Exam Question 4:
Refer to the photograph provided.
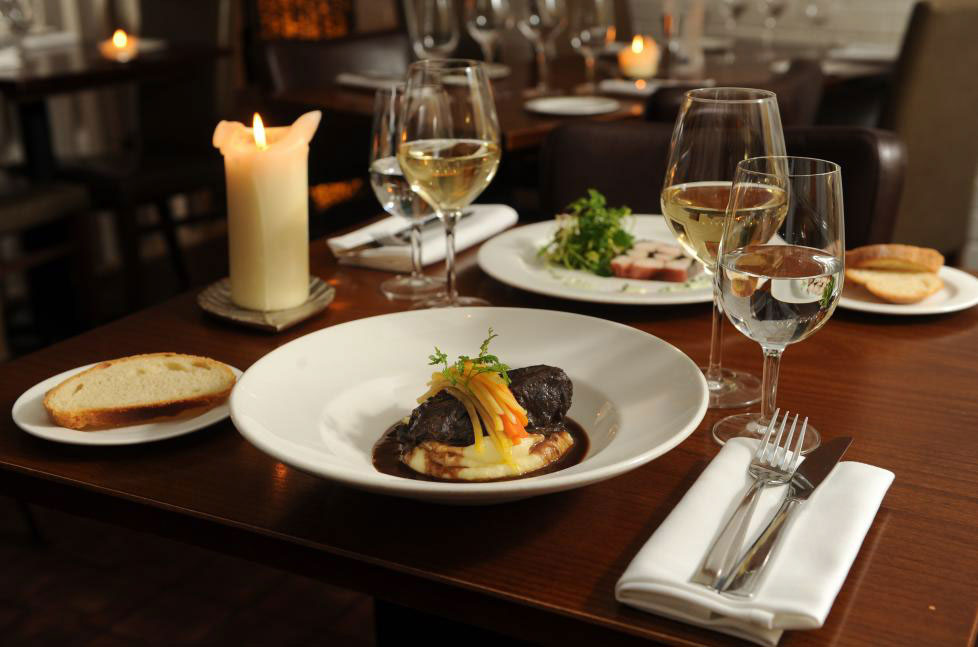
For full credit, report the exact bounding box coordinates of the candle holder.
[197,276,334,332]
[212,111,321,313]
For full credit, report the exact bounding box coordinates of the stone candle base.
[197,276,334,332]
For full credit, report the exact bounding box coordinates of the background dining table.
[0,228,974,647]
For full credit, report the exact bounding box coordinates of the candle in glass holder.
[618,35,660,79]
[99,29,138,62]
[212,111,321,311]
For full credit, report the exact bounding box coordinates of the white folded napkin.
[327,204,518,272]
[334,72,402,91]
[827,43,899,62]
[598,77,715,97]
[616,437,893,646]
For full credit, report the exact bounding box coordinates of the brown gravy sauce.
[372,418,590,483]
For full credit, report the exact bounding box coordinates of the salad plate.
[477,215,714,305]
[230,308,708,504]
[838,266,978,315]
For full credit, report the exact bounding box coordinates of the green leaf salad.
[538,189,634,277]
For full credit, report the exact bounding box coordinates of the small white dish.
[477,215,714,306]
[838,266,978,315]
[12,363,242,446]
[230,307,708,505]
[524,96,621,116]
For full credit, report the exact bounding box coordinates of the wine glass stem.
[585,54,596,87]
[705,278,725,384]
[534,43,549,91]
[442,209,461,304]
[409,222,424,279]
[760,346,784,423]
[480,42,495,64]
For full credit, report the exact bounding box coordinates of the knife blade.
[335,210,472,256]
[719,436,853,596]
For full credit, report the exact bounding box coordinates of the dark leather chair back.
[540,121,906,248]
[646,60,824,127]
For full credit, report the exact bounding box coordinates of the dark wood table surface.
[1,237,974,647]
[279,43,891,153]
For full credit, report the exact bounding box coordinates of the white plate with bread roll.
[12,353,242,446]
[839,244,978,315]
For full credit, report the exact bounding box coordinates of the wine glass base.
[380,275,445,301]
[712,413,821,454]
[703,366,762,409]
[412,295,490,309]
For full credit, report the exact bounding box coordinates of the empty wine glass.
[405,0,460,60]
[757,0,787,58]
[516,0,567,94]
[660,88,786,410]
[369,87,446,301]
[713,156,846,453]
[568,0,615,93]
[398,59,501,308]
[465,0,512,64]
[0,0,34,59]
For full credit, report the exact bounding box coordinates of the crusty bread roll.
[43,353,235,430]
[845,268,944,304]
[845,244,944,273]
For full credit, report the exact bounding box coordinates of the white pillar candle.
[212,111,321,311]
[618,35,660,79]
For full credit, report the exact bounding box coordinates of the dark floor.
[0,497,375,646]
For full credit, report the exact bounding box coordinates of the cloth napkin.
[616,437,894,646]
[598,77,715,97]
[334,72,402,91]
[326,204,518,272]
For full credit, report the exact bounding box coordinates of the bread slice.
[43,353,235,430]
[845,268,944,304]
[845,244,944,273]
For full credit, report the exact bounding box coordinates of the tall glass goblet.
[369,87,446,301]
[405,0,460,59]
[516,0,568,95]
[568,0,615,94]
[757,0,787,59]
[660,87,786,409]
[713,156,846,452]
[465,0,512,64]
[398,59,502,308]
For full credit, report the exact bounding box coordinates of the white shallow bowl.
[231,308,708,504]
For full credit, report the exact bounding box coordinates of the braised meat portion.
[396,365,573,448]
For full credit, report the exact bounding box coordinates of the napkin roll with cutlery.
[616,437,893,646]
[327,204,518,273]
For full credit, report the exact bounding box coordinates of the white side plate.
[838,266,978,315]
[524,96,621,116]
[13,363,242,446]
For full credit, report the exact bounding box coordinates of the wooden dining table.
[1,232,975,647]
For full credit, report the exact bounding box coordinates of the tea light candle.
[618,35,660,79]
[212,111,322,311]
[99,29,138,62]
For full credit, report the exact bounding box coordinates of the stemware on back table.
[712,155,846,452]
[405,0,460,59]
[660,87,786,410]
[568,0,616,93]
[465,0,512,64]
[516,0,568,94]
[397,59,502,308]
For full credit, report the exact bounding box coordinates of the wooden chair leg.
[156,199,191,290]
[113,205,142,310]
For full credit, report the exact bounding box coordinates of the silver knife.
[335,210,472,256]
[719,436,853,596]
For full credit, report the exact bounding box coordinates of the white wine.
[369,156,431,221]
[660,181,788,270]
[398,139,500,212]
[718,245,842,348]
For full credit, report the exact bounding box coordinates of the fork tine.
[770,410,789,465]
[787,417,809,472]
[779,414,799,470]
[756,408,780,461]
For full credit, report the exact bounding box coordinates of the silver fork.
[690,410,808,589]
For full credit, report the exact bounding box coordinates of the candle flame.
[112,29,128,48]
[252,113,267,149]
[631,35,644,54]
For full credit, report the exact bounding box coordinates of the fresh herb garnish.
[538,189,634,277]
[428,327,511,385]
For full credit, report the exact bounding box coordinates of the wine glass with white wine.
[398,59,502,308]
[660,87,786,411]
[713,156,845,452]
